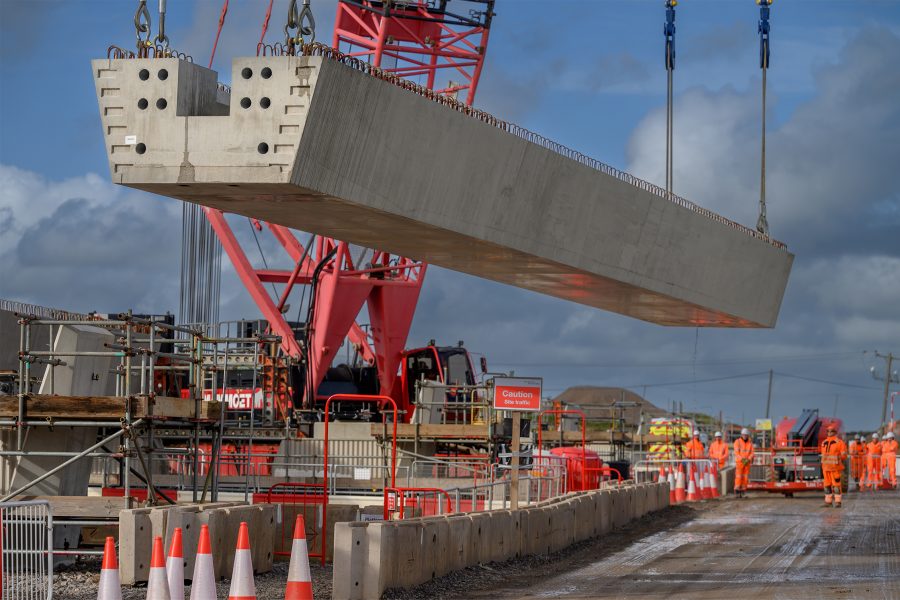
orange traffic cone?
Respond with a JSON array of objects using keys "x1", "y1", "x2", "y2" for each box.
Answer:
[
  {"x1": 285, "y1": 515, "x2": 314, "y2": 600},
  {"x1": 190, "y1": 525, "x2": 216, "y2": 600},
  {"x1": 98, "y1": 536, "x2": 122, "y2": 600},
  {"x1": 708, "y1": 463, "x2": 720, "y2": 498},
  {"x1": 667, "y1": 467, "x2": 676, "y2": 505},
  {"x1": 696, "y1": 465, "x2": 708, "y2": 499},
  {"x1": 674, "y1": 464, "x2": 686, "y2": 503},
  {"x1": 167, "y1": 527, "x2": 184, "y2": 600},
  {"x1": 147, "y1": 536, "x2": 171, "y2": 600},
  {"x1": 227, "y1": 522, "x2": 256, "y2": 600},
  {"x1": 658, "y1": 465, "x2": 666, "y2": 483},
  {"x1": 685, "y1": 467, "x2": 699, "y2": 502}
]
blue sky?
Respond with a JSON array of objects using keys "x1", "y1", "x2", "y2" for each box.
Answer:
[{"x1": 1, "y1": 0, "x2": 899, "y2": 430}]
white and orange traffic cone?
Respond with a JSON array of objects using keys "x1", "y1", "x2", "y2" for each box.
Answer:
[
  {"x1": 285, "y1": 515, "x2": 314, "y2": 600},
  {"x1": 674, "y1": 464, "x2": 686, "y2": 503},
  {"x1": 658, "y1": 465, "x2": 666, "y2": 484},
  {"x1": 227, "y1": 521, "x2": 256, "y2": 600},
  {"x1": 696, "y1": 466, "x2": 708, "y2": 499},
  {"x1": 667, "y1": 467, "x2": 676, "y2": 505},
  {"x1": 167, "y1": 527, "x2": 184, "y2": 600},
  {"x1": 98, "y1": 536, "x2": 122, "y2": 600},
  {"x1": 708, "y1": 464, "x2": 720, "y2": 499},
  {"x1": 190, "y1": 524, "x2": 216, "y2": 600},
  {"x1": 147, "y1": 536, "x2": 172, "y2": 600},
  {"x1": 685, "y1": 467, "x2": 698, "y2": 502}
]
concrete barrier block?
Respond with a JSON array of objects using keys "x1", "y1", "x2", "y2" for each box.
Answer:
[
  {"x1": 118, "y1": 508, "x2": 153, "y2": 584},
  {"x1": 518, "y1": 508, "x2": 546, "y2": 556},
  {"x1": 194, "y1": 505, "x2": 231, "y2": 579},
  {"x1": 547, "y1": 500, "x2": 576, "y2": 553},
  {"x1": 487, "y1": 510, "x2": 515, "y2": 563},
  {"x1": 164, "y1": 506, "x2": 199, "y2": 579},
  {"x1": 421, "y1": 516, "x2": 450, "y2": 580},
  {"x1": 580, "y1": 494, "x2": 600, "y2": 541},
  {"x1": 721, "y1": 466, "x2": 735, "y2": 495},
  {"x1": 252, "y1": 504, "x2": 276, "y2": 574},
  {"x1": 391, "y1": 520, "x2": 428, "y2": 588},
  {"x1": 333, "y1": 522, "x2": 370, "y2": 600},
  {"x1": 446, "y1": 515, "x2": 473, "y2": 572},
  {"x1": 597, "y1": 490, "x2": 611, "y2": 535},
  {"x1": 468, "y1": 512, "x2": 492, "y2": 564},
  {"x1": 220, "y1": 505, "x2": 267, "y2": 577}
]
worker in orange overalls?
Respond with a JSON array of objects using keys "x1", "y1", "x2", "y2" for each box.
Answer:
[
  {"x1": 683, "y1": 430, "x2": 705, "y2": 460},
  {"x1": 865, "y1": 433, "x2": 881, "y2": 491},
  {"x1": 850, "y1": 434, "x2": 866, "y2": 488},
  {"x1": 881, "y1": 432, "x2": 897, "y2": 488},
  {"x1": 708, "y1": 431, "x2": 729, "y2": 469},
  {"x1": 820, "y1": 423, "x2": 848, "y2": 507},
  {"x1": 733, "y1": 428, "x2": 754, "y2": 498}
]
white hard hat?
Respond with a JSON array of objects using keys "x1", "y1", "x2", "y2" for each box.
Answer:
[
  {"x1": 886, "y1": 432, "x2": 896, "y2": 439},
  {"x1": 872, "y1": 433, "x2": 880, "y2": 439},
  {"x1": 714, "y1": 431, "x2": 723, "y2": 438},
  {"x1": 693, "y1": 429, "x2": 700, "y2": 436},
  {"x1": 741, "y1": 428, "x2": 750, "y2": 436}
]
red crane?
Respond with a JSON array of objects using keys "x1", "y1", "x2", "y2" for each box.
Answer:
[{"x1": 201, "y1": 0, "x2": 496, "y2": 417}]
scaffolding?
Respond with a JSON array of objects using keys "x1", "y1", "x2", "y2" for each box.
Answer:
[{"x1": 0, "y1": 311, "x2": 281, "y2": 507}]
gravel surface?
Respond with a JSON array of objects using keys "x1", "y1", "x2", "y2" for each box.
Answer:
[{"x1": 53, "y1": 557, "x2": 333, "y2": 600}]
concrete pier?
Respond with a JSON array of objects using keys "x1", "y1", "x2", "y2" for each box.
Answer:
[{"x1": 92, "y1": 52, "x2": 793, "y2": 327}]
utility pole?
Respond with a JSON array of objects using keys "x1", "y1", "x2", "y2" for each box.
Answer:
[
  {"x1": 875, "y1": 352, "x2": 895, "y2": 432},
  {"x1": 764, "y1": 369, "x2": 774, "y2": 419}
]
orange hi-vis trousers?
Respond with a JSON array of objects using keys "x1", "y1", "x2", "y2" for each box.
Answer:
[
  {"x1": 866, "y1": 454, "x2": 882, "y2": 488},
  {"x1": 883, "y1": 453, "x2": 897, "y2": 486}
]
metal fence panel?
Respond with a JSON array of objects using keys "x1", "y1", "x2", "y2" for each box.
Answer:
[{"x1": 1, "y1": 500, "x2": 53, "y2": 600}]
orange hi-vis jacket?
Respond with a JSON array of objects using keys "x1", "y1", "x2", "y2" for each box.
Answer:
[
  {"x1": 882, "y1": 439, "x2": 898, "y2": 456},
  {"x1": 683, "y1": 438, "x2": 705, "y2": 460},
  {"x1": 866, "y1": 441, "x2": 882, "y2": 458},
  {"x1": 820, "y1": 435, "x2": 847, "y2": 470},
  {"x1": 708, "y1": 440, "x2": 729, "y2": 468},
  {"x1": 734, "y1": 437, "x2": 754, "y2": 465}
]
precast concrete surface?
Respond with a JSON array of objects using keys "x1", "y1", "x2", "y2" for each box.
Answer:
[
  {"x1": 92, "y1": 54, "x2": 792, "y2": 328},
  {"x1": 464, "y1": 492, "x2": 900, "y2": 600}
]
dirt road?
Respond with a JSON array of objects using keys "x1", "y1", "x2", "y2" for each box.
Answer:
[{"x1": 472, "y1": 492, "x2": 900, "y2": 600}]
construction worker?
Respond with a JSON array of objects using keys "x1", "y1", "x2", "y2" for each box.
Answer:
[
  {"x1": 733, "y1": 428, "x2": 754, "y2": 497},
  {"x1": 684, "y1": 430, "x2": 705, "y2": 460},
  {"x1": 708, "y1": 431, "x2": 729, "y2": 469},
  {"x1": 850, "y1": 434, "x2": 866, "y2": 487},
  {"x1": 865, "y1": 433, "x2": 881, "y2": 491},
  {"x1": 881, "y1": 432, "x2": 897, "y2": 488},
  {"x1": 820, "y1": 423, "x2": 848, "y2": 507}
]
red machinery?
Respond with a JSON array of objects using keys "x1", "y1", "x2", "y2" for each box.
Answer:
[
  {"x1": 748, "y1": 409, "x2": 846, "y2": 495},
  {"x1": 199, "y1": 1, "x2": 496, "y2": 423}
]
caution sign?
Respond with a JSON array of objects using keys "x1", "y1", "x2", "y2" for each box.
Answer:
[
  {"x1": 493, "y1": 377, "x2": 542, "y2": 412},
  {"x1": 755, "y1": 418, "x2": 773, "y2": 431}
]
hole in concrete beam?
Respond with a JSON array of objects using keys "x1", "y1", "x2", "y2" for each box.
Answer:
[
  {"x1": 138, "y1": 98, "x2": 148, "y2": 110},
  {"x1": 260, "y1": 97, "x2": 271, "y2": 109},
  {"x1": 158, "y1": 68, "x2": 169, "y2": 80},
  {"x1": 156, "y1": 98, "x2": 167, "y2": 110},
  {"x1": 242, "y1": 67, "x2": 253, "y2": 79},
  {"x1": 257, "y1": 143, "x2": 269, "y2": 154},
  {"x1": 135, "y1": 143, "x2": 147, "y2": 154},
  {"x1": 139, "y1": 69, "x2": 150, "y2": 81},
  {"x1": 241, "y1": 97, "x2": 252, "y2": 109},
  {"x1": 261, "y1": 67, "x2": 272, "y2": 79}
]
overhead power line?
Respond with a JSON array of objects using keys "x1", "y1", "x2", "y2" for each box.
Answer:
[{"x1": 491, "y1": 351, "x2": 862, "y2": 369}]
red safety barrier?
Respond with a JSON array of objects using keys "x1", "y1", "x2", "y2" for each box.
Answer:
[
  {"x1": 384, "y1": 487, "x2": 453, "y2": 520},
  {"x1": 263, "y1": 482, "x2": 327, "y2": 562}
]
